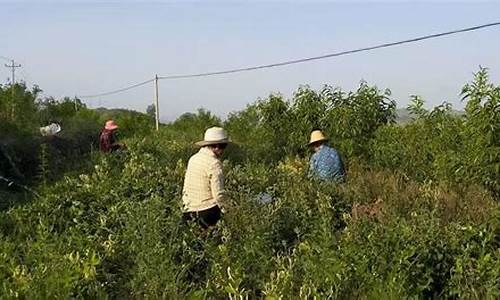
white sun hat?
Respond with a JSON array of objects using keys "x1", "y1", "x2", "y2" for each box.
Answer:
[
  {"x1": 195, "y1": 127, "x2": 230, "y2": 147},
  {"x1": 40, "y1": 123, "x2": 62, "y2": 136}
]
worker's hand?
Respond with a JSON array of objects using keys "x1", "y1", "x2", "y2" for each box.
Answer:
[{"x1": 116, "y1": 143, "x2": 127, "y2": 150}]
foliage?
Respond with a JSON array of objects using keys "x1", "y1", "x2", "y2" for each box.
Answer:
[
  {"x1": 226, "y1": 82, "x2": 395, "y2": 163},
  {"x1": 369, "y1": 68, "x2": 499, "y2": 196},
  {"x1": 0, "y1": 83, "x2": 41, "y2": 129},
  {"x1": 0, "y1": 87, "x2": 156, "y2": 187},
  {"x1": 460, "y1": 67, "x2": 500, "y2": 197},
  {"x1": 0, "y1": 69, "x2": 499, "y2": 298}
]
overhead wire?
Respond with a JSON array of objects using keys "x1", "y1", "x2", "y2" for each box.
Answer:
[
  {"x1": 158, "y1": 21, "x2": 500, "y2": 80},
  {"x1": 78, "y1": 78, "x2": 155, "y2": 98},
  {"x1": 33, "y1": 21, "x2": 500, "y2": 99}
]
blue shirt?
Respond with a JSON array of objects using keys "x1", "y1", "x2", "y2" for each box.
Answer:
[{"x1": 309, "y1": 145, "x2": 345, "y2": 181}]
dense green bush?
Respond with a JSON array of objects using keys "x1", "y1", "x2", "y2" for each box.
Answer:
[
  {"x1": 1, "y1": 142, "x2": 498, "y2": 298},
  {"x1": 370, "y1": 68, "x2": 499, "y2": 197},
  {"x1": 1, "y1": 86, "x2": 157, "y2": 188},
  {"x1": 370, "y1": 98, "x2": 464, "y2": 183},
  {"x1": 460, "y1": 68, "x2": 500, "y2": 197},
  {"x1": 226, "y1": 82, "x2": 395, "y2": 163},
  {"x1": 1, "y1": 70, "x2": 499, "y2": 298}
]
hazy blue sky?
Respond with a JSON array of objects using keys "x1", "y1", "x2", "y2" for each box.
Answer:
[{"x1": 1, "y1": 1, "x2": 499, "y2": 120}]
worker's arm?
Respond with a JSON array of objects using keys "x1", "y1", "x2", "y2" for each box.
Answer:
[{"x1": 209, "y1": 160, "x2": 226, "y2": 206}]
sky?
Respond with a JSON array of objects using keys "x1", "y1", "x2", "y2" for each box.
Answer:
[{"x1": 1, "y1": 1, "x2": 499, "y2": 121}]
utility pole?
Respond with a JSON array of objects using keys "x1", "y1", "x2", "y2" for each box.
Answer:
[
  {"x1": 154, "y1": 74, "x2": 160, "y2": 131},
  {"x1": 4, "y1": 59, "x2": 21, "y2": 85},
  {"x1": 4, "y1": 60, "x2": 21, "y2": 119},
  {"x1": 74, "y1": 95, "x2": 79, "y2": 112}
]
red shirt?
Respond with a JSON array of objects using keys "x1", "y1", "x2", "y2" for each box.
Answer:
[{"x1": 99, "y1": 129, "x2": 118, "y2": 153}]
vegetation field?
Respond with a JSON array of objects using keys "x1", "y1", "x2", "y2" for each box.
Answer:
[{"x1": 0, "y1": 68, "x2": 499, "y2": 298}]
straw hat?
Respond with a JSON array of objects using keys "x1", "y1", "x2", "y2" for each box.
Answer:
[
  {"x1": 308, "y1": 130, "x2": 328, "y2": 145},
  {"x1": 195, "y1": 127, "x2": 230, "y2": 147},
  {"x1": 105, "y1": 120, "x2": 119, "y2": 130}
]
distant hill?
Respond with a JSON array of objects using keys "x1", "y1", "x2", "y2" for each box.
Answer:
[
  {"x1": 395, "y1": 108, "x2": 413, "y2": 123},
  {"x1": 92, "y1": 107, "x2": 464, "y2": 125},
  {"x1": 93, "y1": 107, "x2": 150, "y2": 118},
  {"x1": 395, "y1": 108, "x2": 464, "y2": 124}
]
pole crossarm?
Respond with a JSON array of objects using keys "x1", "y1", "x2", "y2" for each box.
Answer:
[{"x1": 4, "y1": 60, "x2": 21, "y2": 84}]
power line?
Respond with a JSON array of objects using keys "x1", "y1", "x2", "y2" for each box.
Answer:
[
  {"x1": 158, "y1": 21, "x2": 500, "y2": 80},
  {"x1": 78, "y1": 78, "x2": 154, "y2": 98},
  {"x1": 78, "y1": 21, "x2": 499, "y2": 98}
]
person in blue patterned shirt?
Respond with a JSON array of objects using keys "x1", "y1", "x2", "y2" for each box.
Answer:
[{"x1": 308, "y1": 130, "x2": 345, "y2": 182}]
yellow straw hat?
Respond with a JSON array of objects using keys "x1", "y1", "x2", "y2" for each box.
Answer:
[{"x1": 308, "y1": 130, "x2": 328, "y2": 145}]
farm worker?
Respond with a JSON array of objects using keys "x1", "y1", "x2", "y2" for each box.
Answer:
[
  {"x1": 182, "y1": 127, "x2": 229, "y2": 229},
  {"x1": 99, "y1": 120, "x2": 124, "y2": 153},
  {"x1": 308, "y1": 129, "x2": 345, "y2": 182}
]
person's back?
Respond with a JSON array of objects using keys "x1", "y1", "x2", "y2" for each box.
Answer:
[
  {"x1": 182, "y1": 147, "x2": 223, "y2": 212},
  {"x1": 99, "y1": 129, "x2": 116, "y2": 153},
  {"x1": 181, "y1": 127, "x2": 228, "y2": 229},
  {"x1": 310, "y1": 144, "x2": 345, "y2": 181},
  {"x1": 308, "y1": 130, "x2": 345, "y2": 182},
  {"x1": 99, "y1": 120, "x2": 122, "y2": 153}
]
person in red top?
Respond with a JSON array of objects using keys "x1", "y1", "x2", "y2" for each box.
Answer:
[{"x1": 99, "y1": 120, "x2": 124, "y2": 153}]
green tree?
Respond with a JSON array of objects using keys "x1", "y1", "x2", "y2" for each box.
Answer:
[
  {"x1": 0, "y1": 83, "x2": 41, "y2": 129},
  {"x1": 461, "y1": 67, "x2": 500, "y2": 196}
]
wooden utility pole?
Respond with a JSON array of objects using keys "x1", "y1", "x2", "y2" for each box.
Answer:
[
  {"x1": 4, "y1": 59, "x2": 21, "y2": 84},
  {"x1": 4, "y1": 60, "x2": 21, "y2": 119},
  {"x1": 154, "y1": 74, "x2": 160, "y2": 131},
  {"x1": 74, "y1": 95, "x2": 79, "y2": 112}
]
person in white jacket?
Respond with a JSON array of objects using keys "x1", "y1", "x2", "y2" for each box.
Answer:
[{"x1": 182, "y1": 127, "x2": 229, "y2": 229}]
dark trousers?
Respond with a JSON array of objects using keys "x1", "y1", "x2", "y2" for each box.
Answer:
[{"x1": 183, "y1": 205, "x2": 222, "y2": 229}]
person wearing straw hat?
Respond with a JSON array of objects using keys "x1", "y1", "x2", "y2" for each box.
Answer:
[
  {"x1": 182, "y1": 126, "x2": 229, "y2": 229},
  {"x1": 99, "y1": 120, "x2": 124, "y2": 153},
  {"x1": 308, "y1": 129, "x2": 345, "y2": 181}
]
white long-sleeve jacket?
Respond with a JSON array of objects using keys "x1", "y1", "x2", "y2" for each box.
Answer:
[{"x1": 182, "y1": 147, "x2": 225, "y2": 212}]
